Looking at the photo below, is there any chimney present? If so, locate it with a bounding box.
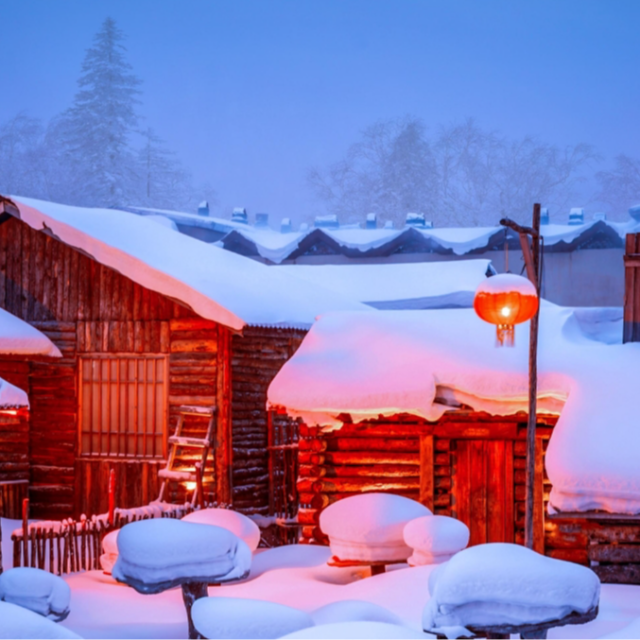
[232,207,248,224]
[384,220,394,229]
[540,208,550,225]
[197,201,209,217]
[255,213,269,228]
[593,212,606,222]
[624,233,640,342]
[366,213,377,229]
[281,218,292,233]
[568,208,584,226]
[314,214,339,229]
[405,212,432,229]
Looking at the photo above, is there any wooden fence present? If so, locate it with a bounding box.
[11,502,193,575]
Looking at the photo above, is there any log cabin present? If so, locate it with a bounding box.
[0,195,366,520]
[0,306,61,518]
[267,272,640,584]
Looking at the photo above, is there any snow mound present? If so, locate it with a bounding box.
[422,543,600,630]
[403,516,470,566]
[281,620,434,639]
[99,529,119,574]
[602,616,640,638]
[0,567,70,621]
[0,306,61,357]
[0,377,29,409]
[319,493,431,562]
[182,508,261,551]
[311,600,402,626]
[0,601,80,639]
[112,518,251,592]
[191,596,313,639]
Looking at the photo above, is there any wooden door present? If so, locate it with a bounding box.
[451,439,514,546]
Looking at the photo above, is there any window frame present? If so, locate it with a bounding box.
[77,353,169,460]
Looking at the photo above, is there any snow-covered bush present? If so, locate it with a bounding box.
[182,508,261,551]
[281,620,433,639]
[0,567,71,621]
[319,493,431,562]
[311,600,402,626]
[0,601,80,639]
[403,516,469,566]
[191,596,313,639]
[99,529,119,574]
[422,543,600,631]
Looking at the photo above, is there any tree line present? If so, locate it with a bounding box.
[0,18,215,212]
[2,18,639,226]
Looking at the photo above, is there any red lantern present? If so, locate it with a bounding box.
[473,273,539,346]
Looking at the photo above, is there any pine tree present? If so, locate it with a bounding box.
[61,17,141,207]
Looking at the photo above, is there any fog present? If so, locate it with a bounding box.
[2,0,639,226]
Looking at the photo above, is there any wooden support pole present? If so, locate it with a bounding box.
[525,203,541,550]
[22,498,29,567]
[108,468,116,527]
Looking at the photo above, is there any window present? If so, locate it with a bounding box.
[79,355,168,458]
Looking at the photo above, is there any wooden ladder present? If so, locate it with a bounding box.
[158,405,217,506]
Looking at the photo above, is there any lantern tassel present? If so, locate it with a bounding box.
[496,324,515,347]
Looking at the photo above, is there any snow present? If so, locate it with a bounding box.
[144,215,179,231]
[112,518,251,591]
[182,508,261,550]
[100,530,119,574]
[0,601,80,639]
[191,596,313,639]
[311,600,402,626]
[281,621,433,638]
[475,271,537,296]
[319,493,431,562]
[0,567,71,621]
[0,539,631,639]
[10,197,368,331]
[403,516,470,566]
[0,377,29,409]
[273,260,492,309]
[423,543,600,631]
[268,304,640,514]
[0,306,61,357]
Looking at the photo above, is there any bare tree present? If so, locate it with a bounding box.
[596,154,640,215]
[308,117,599,227]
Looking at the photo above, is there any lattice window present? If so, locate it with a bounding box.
[79,355,168,458]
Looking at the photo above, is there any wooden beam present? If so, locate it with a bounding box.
[419,435,434,511]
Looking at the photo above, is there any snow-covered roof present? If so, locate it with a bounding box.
[0,306,61,358]
[220,219,638,264]
[267,304,640,515]
[9,197,369,331]
[0,378,29,409]
[272,260,494,309]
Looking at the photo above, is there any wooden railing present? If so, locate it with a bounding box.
[11,502,193,575]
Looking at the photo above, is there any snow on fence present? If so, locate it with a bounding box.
[11,502,193,575]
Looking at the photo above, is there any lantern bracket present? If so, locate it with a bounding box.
[499,217,539,289]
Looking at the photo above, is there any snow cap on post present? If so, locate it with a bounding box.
[112,518,251,593]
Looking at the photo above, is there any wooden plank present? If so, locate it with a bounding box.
[533,435,545,553]
[486,440,504,543]
[419,435,434,511]
[453,440,471,534]
[470,440,487,546]
[215,325,232,505]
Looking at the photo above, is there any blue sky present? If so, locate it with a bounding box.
[2,0,639,220]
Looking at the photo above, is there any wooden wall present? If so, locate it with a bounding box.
[231,326,305,514]
[624,233,640,343]
[0,410,30,519]
[0,216,231,518]
[296,412,555,551]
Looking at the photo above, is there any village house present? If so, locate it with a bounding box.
[0,195,366,521]
[267,244,640,584]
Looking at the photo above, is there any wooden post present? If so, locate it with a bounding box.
[525,203,541,550]
[22,498,29,567]
[108,468,116,527]
[181,581,208,639]
[623,233,640,343]
[195,462,204,509]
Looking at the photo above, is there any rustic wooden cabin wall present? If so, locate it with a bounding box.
[0,216,232,519]
[0,408,30,519]
[231,326,305,514]
[296,412,556,551]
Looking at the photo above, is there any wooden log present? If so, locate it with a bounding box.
[588,544,640,563]
[593,563,640,584]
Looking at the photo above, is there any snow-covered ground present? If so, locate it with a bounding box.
[3,519,640,639]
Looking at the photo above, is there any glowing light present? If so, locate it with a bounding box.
[0,409,19,416]
[474,273,538,347]
[185,482,197,491]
